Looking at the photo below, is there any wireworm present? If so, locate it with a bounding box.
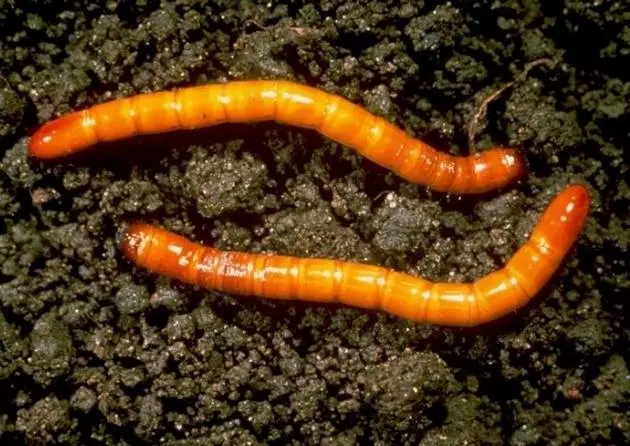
[120,185,589,327]
[28,80,526,194]
[29,80,587,325]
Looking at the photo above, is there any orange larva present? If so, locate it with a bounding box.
[28,80,526,194]
[120,185,589,327]
[29,80,587,326]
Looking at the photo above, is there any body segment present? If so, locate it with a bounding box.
[29,80,526,194]
[120,185,589,327]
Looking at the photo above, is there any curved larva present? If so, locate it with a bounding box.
[28,80,526,194]
[119,184,589,327]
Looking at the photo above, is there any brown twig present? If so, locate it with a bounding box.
[468,58,555,150]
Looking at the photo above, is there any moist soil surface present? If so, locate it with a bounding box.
[0,1,628,445]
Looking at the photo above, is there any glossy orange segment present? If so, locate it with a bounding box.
[120,185,589,326]
[288,259,340,303]
[472,270,528,323]
[29,80,526,194]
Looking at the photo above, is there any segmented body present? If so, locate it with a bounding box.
[28,80,526,194]
[29,80,588,325]
[120,185,589,327]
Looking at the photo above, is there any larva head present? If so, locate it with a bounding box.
[120,222,203,286]
[120,222,157,266]
[29,111,96,159]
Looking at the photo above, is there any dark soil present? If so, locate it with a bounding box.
[0,1,628,445]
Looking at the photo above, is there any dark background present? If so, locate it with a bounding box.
[0,1,628,444]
